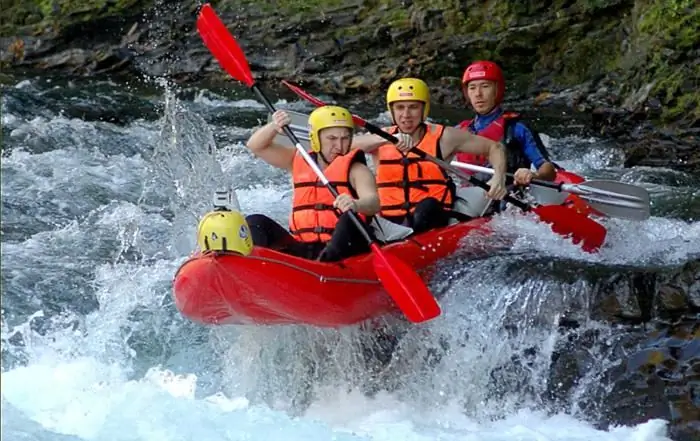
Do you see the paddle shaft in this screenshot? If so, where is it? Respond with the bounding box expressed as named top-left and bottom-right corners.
top-left (251, 85), bottom-right (375, 244)
top-left (452, 161), bottom-right (577, 193)
top-left (451, 161), bottom-right (648, 204)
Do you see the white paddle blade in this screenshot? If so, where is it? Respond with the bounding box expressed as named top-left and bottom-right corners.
top-left (371, 216), bottom-right (414, 242)
top-left (586, 197), bottom-right (651, 221)
top-left (565, 180), bottom-right (651, 220)
top-left (565, 180), bottom-right (650, 203)
top-left (268, 109), bottom-right (311, 150)
top-left (529, 185), bottom-right (570, 206)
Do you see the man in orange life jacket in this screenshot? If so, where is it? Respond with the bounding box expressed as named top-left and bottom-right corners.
top-left (350, 77), bottom-right (508, 233)
top-left (456, 61), bottom-right (557, 190)
top-left (244, 105), bottom-right (381, 262)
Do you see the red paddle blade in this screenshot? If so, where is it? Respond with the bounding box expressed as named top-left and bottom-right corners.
top-left (370, 243), bottom-right (441, 323)
top-left (532, 205), bottom-right (607, 253)
top-left (282, 80), bottom-right (369, 128)
top-left (197, 4), bottom-right (254, 87)
top-left (282, 80), bottom-right (325, 106)
top-left (554, 169), bottom-right (584, 184)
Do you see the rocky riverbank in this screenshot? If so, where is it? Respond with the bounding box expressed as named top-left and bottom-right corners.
top-left (1, 0), bottom-right (698, 171)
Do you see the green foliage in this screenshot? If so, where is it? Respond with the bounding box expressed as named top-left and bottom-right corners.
top-left (1, 0), bottom-right (147, 36)
top-left (637, 0), bottom-right (698, 50)
top-left (633, 0), bottom-right (699, 124)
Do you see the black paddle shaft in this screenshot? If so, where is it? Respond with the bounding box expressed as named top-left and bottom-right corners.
top-left (360, 121), bottom-right (531, 212)
top-left (250, 84), bottom-right (376, 244)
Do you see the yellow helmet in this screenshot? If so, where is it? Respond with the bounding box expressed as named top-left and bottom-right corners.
top-left (196, 209), bottom-right (253, 255)
top-left (308, 105), bottom-right (355, 153)
top-left (386, 78), bottom-right (430, 121)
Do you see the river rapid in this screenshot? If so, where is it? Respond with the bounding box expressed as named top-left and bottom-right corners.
top-left (2, 72), bottom-right (699, 441)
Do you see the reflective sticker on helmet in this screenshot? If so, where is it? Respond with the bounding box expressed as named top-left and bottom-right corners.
top-left (399, 92), bottom-right (414, 97)
top-left (469, 71), bottom-right (486, 78)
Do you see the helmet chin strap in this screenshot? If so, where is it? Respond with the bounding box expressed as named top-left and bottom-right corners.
top-left (318, 150), bottom-right (331, 166)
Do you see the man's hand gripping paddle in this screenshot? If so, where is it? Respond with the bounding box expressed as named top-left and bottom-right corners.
top-left (196, 3), bottom-right (441, 323)
top-left (282, 80), bottom-right (608, 253)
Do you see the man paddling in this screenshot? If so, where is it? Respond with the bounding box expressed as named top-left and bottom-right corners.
top-left (457, 60), bottom-right (557, 186)
top-left (244, 105), bottom-right (381, 262)
top-left (351, 77), bottom-right (509, 233)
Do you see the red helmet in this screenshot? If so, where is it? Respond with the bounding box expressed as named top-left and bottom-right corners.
top-left (461, 61), bottom-right (505, 104)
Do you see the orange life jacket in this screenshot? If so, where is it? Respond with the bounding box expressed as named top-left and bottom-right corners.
top-left (375, 124), bottom-right (454, 218)
top-left (289, 149), bottom-right (364, 243)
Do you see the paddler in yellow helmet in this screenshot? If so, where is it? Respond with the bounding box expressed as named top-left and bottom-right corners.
top-left (243, 105), bottom-right (381, 262)
top-left (350, 77), bottom-right (508, 233)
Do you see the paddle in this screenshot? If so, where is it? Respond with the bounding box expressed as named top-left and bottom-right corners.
top-left (282, 80), bottom-right (607, 253)
top-left (450, 161), bottom-right (651, 221)
top-left (195, 3), bottom-right (440, 323)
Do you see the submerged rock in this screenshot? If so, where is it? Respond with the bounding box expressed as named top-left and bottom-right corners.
top-left (544, 259), bottom-right (700, 441)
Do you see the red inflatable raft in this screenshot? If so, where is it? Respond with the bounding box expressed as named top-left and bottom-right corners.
top-left (172, 216), bottom-right (493, 328)
top-left (172, 171), bottom-right (596, 328)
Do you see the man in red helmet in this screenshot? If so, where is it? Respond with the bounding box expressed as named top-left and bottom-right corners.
top-left (456, 61), bottom-right (557, 188)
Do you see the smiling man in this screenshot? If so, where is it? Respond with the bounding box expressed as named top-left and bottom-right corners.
top-left (456, 61), bottom-right (557, 186)
top-left (351, 77), bottom-right (508, 233)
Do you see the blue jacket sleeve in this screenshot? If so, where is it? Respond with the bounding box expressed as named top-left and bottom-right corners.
top-left (513, 122), bottom-right (546, 169)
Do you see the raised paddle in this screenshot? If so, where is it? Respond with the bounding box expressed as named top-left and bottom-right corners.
top-left (281, 80), bottom-right (607, 253)
top-left (195, 3), bottom-right (440, 323)
top-left (450, 161), bottom-right (651, 221)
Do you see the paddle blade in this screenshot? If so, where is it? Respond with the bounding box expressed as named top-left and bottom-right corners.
top-left (584, 197), bottom-right (650, 221)
top-left (370, 243), bottom-right (441, 323)
top-left (575, 179), bottom-right (650, 203)
top-left (555, 170), bottom-right (584, 185)
top-left (197, 4), bottom-right (254, 87)
top-left (532, 205), bottom-right (607, 253)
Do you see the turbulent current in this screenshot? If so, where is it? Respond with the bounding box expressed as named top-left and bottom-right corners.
top-left (2, 74), bottom-right (698, 441)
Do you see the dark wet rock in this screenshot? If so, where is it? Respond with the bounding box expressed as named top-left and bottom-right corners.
top-left (1, 0), bottom-right (698, 172)
top-left (536, 260), bottom-right (700, 441)
top-left (548, 320), bottom-right (700, 441)
top-left (493, 256), bottom-right (700, 439)
top-left (588, 260), bottom-right (700, 323)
